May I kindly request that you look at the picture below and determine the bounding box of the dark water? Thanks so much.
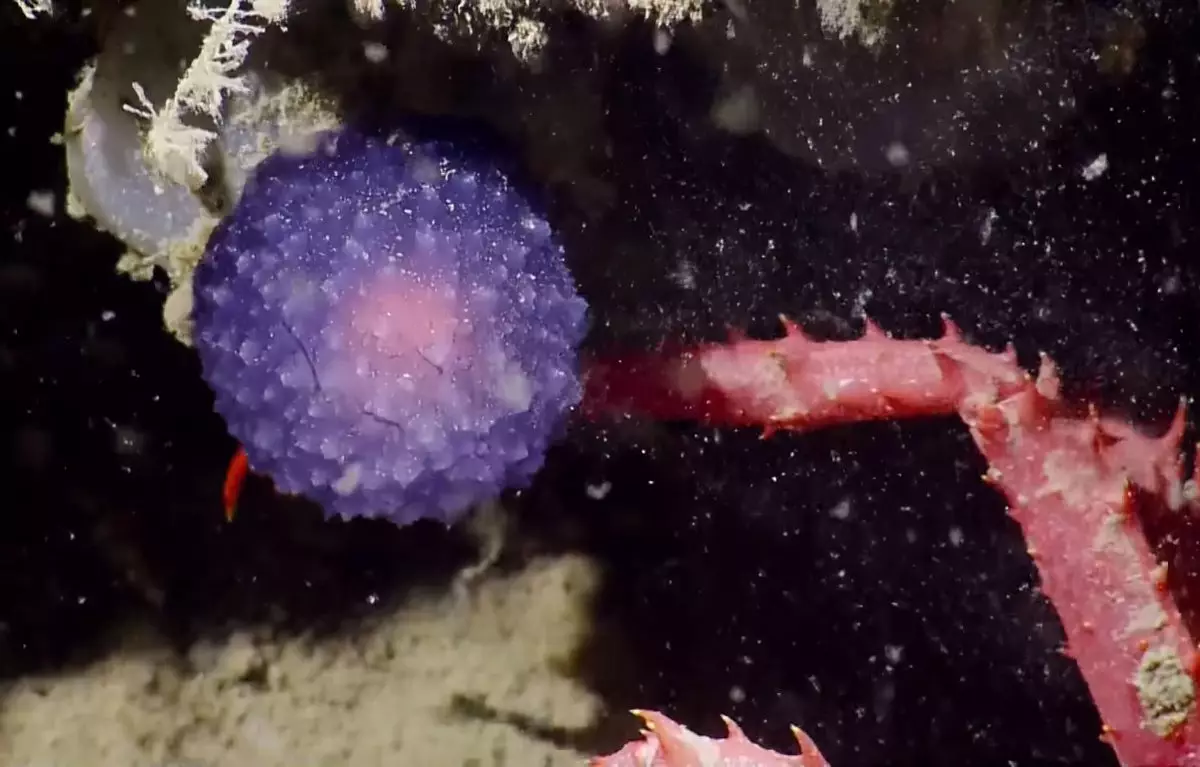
[2,2,1199,765]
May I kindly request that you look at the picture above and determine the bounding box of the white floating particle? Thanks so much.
[362,41,389,63]
[26,190,56,217]
[948,526,964,546]
[670,259,697,290]
[980,208,997,245]
[829,497,852,520]
[711,83,760,135]
[1081,153,1108,181]
[885,142,910,168]
[653,28,673,55]
[585,480,612,500]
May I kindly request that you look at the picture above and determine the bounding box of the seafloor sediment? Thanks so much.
[0,555,603,766]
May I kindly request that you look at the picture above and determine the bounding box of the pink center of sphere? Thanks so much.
[331,271,478,411]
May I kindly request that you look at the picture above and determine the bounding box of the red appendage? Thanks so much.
[223,446,250,522]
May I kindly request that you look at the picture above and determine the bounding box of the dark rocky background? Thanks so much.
[2,1,1198,765]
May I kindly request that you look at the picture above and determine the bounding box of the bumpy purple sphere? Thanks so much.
[192,127,588,525]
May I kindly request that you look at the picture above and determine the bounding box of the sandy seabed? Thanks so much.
[0,555,603,767]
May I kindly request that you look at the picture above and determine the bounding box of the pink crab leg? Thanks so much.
[962,364,1200,764]
[582,315,1026,435]
[590,710,831,766]
[581,314,1200,766]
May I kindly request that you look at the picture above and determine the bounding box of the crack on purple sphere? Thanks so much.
[191,126,589,526]
[363,408,404,431]
[281,320,322,393]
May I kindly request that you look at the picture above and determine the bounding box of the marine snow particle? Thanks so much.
[192,126,588,525]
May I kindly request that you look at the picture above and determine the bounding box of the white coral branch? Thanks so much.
[122,0,290,190]
[124,82,219,190]
[12,0,54,18]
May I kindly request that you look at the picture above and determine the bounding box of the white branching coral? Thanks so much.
[12,0,53,18]
[351,0,385,19]
[815,0,895,47]
[356,0,705,60]
[122,0,290,190]
[623,0,705,26]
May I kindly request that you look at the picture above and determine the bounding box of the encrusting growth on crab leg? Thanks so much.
[583,314,1200,767]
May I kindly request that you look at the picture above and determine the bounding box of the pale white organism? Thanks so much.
[123,0,290,190]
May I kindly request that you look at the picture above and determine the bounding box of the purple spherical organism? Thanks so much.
[192,126,589,525]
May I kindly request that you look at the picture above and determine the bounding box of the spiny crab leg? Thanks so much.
[589,710,831,767]
[583,314,1200,767]
[582,314,1031,434]
[963,365,1200,765]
